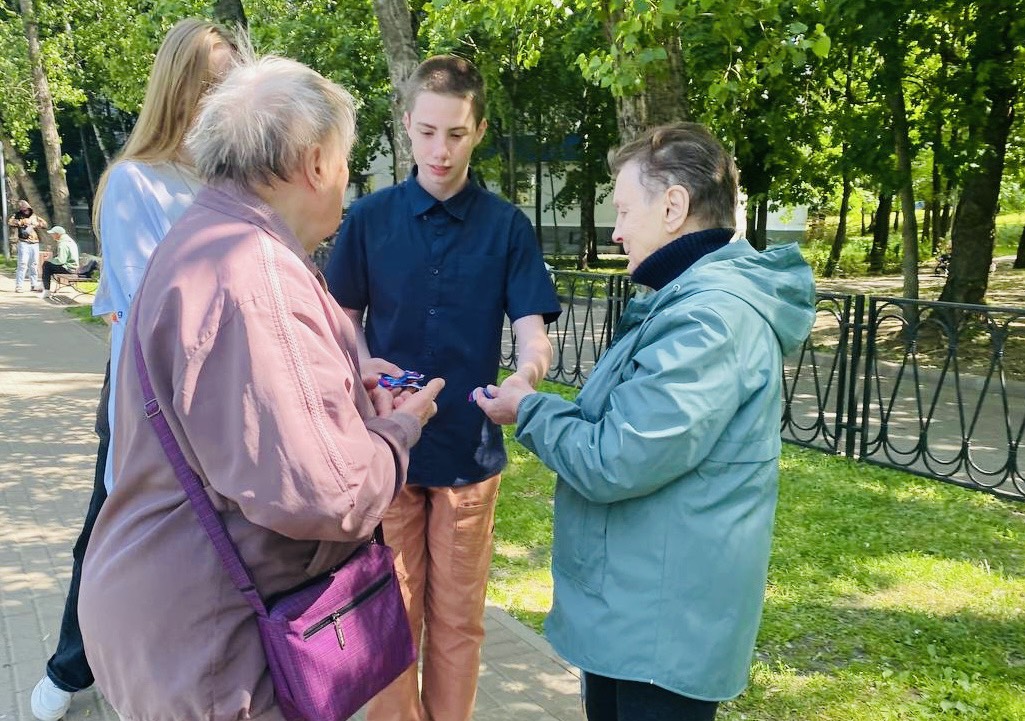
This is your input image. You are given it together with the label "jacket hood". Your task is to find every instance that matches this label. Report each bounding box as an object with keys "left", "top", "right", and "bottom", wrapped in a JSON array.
[{"left": 680, "top": 239, "right": 815, "bottom": 355}]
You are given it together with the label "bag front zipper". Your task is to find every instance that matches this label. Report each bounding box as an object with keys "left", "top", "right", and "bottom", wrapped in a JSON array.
[{"left": 302, "top": 574, "right": 391, "bottom": 648}]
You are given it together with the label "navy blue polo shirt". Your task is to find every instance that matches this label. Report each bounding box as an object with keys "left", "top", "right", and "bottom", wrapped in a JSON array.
[{"left": 325, "top": 169, "right": 562, "bottom": 487}]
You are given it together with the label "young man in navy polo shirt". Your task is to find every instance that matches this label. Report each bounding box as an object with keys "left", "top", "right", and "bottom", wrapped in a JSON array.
[{"left": 325, "top": 56, "right": 561, "bottom": 721}]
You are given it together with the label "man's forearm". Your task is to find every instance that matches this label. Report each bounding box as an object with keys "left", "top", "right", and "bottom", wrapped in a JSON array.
[{"left": 511, "top": 315, "right": 552, "bottom": 388}]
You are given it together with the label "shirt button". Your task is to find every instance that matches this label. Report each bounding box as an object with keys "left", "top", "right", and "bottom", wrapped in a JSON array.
[
  {"left": 435, "top": 229, "right": 443, "bottom": 236},
  {"left": 431, "top": 268, "right": 439, "bottom": 275},
  {"left": 428, "top": 308, "right": 437, "bottom": 316}
]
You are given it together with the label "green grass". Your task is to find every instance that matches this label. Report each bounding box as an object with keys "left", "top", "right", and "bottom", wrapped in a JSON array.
[
  {"left": 548, "top": 254, "right": 629, "bottom": 272},
  {"left": 490, "top": 379, "right": 1025, "bottom": 720},
  {"left": 803, "top": 212, "right": 1024, "bottom": 278},
  {"left": 64, "top": 304, "right": 106, "bottom": 325}
]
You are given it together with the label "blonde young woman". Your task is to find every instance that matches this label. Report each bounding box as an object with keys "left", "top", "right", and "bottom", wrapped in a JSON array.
[{"left": 31, "top": 19, "right": 239, "bottom": 721}]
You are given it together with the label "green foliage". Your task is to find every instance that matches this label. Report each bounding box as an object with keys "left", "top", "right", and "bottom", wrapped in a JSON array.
[
  {"left": 0, "top": 10, "right": 40, "bottom": 149},
  {"left": 424, "top": 0, "right": 617, "bottom": 213},
  {"left": 247, "top": 0, "right": 392, "bottom": 174}
]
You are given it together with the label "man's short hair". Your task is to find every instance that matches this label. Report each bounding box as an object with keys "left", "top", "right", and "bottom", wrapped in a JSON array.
[
  {"left": 405, "top": 55, "right": 485, "bottom": 125},
  {"left": 609, "top": 123, "right": 739, "bottom": 230}
]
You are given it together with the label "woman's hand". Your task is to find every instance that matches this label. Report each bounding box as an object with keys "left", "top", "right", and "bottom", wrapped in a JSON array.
[
  {"left": 393, "top": 378, "right": 445, "bottom": 428},
  {"left": 472, "top": 373, "right": 535, "bottom": 425}
]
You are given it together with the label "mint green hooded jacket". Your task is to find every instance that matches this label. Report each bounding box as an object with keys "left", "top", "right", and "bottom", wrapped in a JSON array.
[{"left": 515, "top": 239, "right": 815, "bottom": 700}]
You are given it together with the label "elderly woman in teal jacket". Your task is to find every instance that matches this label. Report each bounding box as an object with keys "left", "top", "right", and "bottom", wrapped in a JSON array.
[{"left": 475, "top": 123, "right": 816, "bottom": 721}]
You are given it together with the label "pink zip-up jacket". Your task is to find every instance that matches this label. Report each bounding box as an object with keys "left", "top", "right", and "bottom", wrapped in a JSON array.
[{"left": 80, "top": 184, "right": 420, "bottom": 721}]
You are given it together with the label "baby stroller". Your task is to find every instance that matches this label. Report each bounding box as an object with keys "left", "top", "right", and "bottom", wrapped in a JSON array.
[{"left": 933, "top": 253, "right": 950, "bottom": 277}]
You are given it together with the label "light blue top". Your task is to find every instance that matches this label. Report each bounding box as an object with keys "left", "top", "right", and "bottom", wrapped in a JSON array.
[
  {"left": 515, "top": 240, "right": 815, "bottom": 700},
  {"left": 93, "top": 160, "right": 201, "bottom": 493}
]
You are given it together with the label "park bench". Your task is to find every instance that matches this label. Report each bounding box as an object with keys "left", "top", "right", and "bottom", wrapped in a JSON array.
[
  {"left": 49, "top": 257, "right": 100, "bottom": 300},
  {"left": 51, "top": 273, "right": 96, "bottom": 297}
]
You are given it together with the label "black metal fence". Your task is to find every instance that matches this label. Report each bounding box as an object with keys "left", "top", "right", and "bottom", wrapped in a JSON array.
[
  {"left": 502, "top": 271, "right": 633, "bottom": 386},
  {"left": 503, "top": 271, "right": 1025, "bottom": 501}
]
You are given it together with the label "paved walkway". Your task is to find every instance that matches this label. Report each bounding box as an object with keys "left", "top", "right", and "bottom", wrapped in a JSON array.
[{"left": 0, "top": 272, "right": 583, "bottom": 721}]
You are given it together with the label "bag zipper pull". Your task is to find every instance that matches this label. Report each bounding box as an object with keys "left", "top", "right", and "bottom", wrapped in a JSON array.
[{"left": 333, "top": 613, "right": 346, "bottom": 650}]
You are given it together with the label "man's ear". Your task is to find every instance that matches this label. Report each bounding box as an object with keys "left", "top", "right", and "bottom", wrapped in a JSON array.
[
  {"left": 473, "top": 117, "right": 489, "bottom": 146},
  {"left": 664, "top": 185, "right": 690, "bottom": 236},
  {"left": 402, "top": 111, "right": 412, "bottom": 137}
]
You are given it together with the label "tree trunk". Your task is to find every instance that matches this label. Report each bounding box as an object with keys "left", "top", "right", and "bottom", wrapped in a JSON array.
[
  {"left": 868, "top": 193, "right": 892, "bottom": 274},
  {"left": 78, "top": 124, "right": 96, "bottom": 196},
  {"left": 1013, "top": 224, "right": 1025, "bottom": 270},
  {"left": 885, "top": 69, "right": 919, "bottom": 300},
  {"left": 921, "top": 199, "right": 931, "bottom": 243},
  {"left": 606, "top": 17, "right": 688, "bottom": 142},
  {"left": 940, "top": 201, "right": 952, "bottom": 237},
  {"left": 213, "top": 0, "right": 248, "bottom": 29},
  {"left": 756, "top": 199, "right": 768, "bottom": 251},
  {"left": 373, "top": 0, "right": 420, "bottom": 182},
  {"left": 825, "top": 163, "right": 852, "bottom": 278},
  {"left": 86, "top": 99, "right": 112, "bottom": 165},
  {"left": 930, "top": 121, "right": 942, "bottom": 254},
  {"left": 2, "top": 137, "right": 48, "bottom": 217},
  {"left": 745, "top": 202, "right": 757, "bottom": 249},
  {"left": 534, "top": 110, "right": 543, "bottom": 250},
  {"left": 578, "top": 177, "right": 596, "bottom": 270},
  {"left": 940, "top": 6, "right": 1016, "bottom": 305},
  {"left": 506, "top": 103, "right": 517, "bottom": 200},
  {"left": 1, "top": 170, "right": 10, "bottom": 259},
  {"left": 19, "top": 0, "right": 75, "bottom": 233},
  {"left": 549, "top": 165, "right": 561, "bottom": 256}
]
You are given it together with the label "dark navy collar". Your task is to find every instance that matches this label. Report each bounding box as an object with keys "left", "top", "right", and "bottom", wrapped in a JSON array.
[
  {"left": 405, "top": 166, "right": 481, "bottom": 221},
  {"left": 631, "top": 227, "right": 735, "bottom": 290}
]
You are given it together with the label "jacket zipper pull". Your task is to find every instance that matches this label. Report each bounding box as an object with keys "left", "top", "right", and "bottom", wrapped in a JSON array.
[{"left": 333, "top": 614, "right": 346, "bottom": 650}]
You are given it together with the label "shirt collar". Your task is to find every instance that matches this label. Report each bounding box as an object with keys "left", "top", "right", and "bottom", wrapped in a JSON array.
[{"left": 404, "top": 166, "right": 480, "bottom": 221}]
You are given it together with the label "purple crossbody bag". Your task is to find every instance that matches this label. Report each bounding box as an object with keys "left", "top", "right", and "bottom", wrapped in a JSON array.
[{"left": 133, "top": 337, "right": 416, "bottom": 721}]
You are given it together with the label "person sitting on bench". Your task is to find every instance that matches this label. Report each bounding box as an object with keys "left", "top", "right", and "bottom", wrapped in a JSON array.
[{"left": 41, "top": 226, "right": 80, "bottom": 298}]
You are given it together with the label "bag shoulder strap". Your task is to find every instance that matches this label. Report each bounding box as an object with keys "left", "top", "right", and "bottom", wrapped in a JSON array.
[{"left": 132, "top": 335, "right": 269, "bottom": 618}]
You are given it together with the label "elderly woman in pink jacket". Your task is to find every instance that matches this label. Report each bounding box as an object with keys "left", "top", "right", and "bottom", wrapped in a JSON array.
[{"left": 79, "top": 56, "right": 444, "bottom": 721}]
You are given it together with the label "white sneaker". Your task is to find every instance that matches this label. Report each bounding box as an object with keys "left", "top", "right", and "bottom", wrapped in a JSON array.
[
  {"left": 41, "top": 290, "right": 51, "bottom": 299},
  {"left": 15, "top": 287, "right": 23, "bottom": 293},
  {"left": 30, "top": 676, "right": 73, "bottom": 721}
]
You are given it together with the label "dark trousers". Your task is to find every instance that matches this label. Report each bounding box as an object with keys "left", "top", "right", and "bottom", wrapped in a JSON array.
[
  {"left": 583, "top": 672, "right": 720, "bottom": 721},
  {"left": 42, "top": 260, "right": 73, "bottom": 290},
  {"left": 46, "top": 363, "right": 111, "bottom": 693}
]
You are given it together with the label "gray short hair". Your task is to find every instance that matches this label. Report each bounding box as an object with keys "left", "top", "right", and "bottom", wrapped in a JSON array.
[
  {"left": 187, "top": 55, "right": 356, "bottom": 187},
  {"left": 609, "top": 123, "right": 738, "bottom": 230}
]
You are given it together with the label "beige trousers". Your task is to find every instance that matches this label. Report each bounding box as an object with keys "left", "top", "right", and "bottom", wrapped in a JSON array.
[{"left": 366, "top": 475, "right": 501, "bottom": 721}]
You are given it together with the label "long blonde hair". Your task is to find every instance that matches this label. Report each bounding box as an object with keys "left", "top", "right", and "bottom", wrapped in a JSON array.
[{"left": 92, "top": 18, "right": 239, "bottom": 233}]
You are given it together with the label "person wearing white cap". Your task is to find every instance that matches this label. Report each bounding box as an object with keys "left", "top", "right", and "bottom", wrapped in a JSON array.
[{"left": 40, "top": 226, "right": 79, "bottom": 298}]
